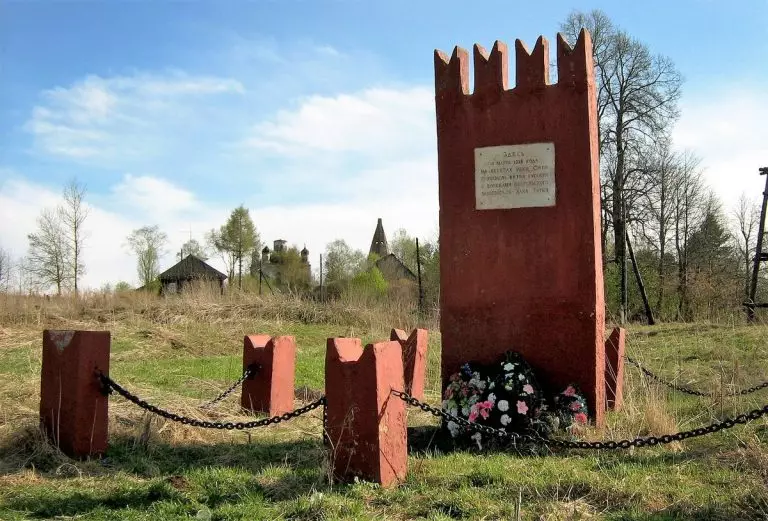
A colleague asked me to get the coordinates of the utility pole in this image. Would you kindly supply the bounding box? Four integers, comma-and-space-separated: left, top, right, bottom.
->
319, 253, 324, 302
626, 230, 655, 325
746, 166, 768, 322
416, 238, 424, 318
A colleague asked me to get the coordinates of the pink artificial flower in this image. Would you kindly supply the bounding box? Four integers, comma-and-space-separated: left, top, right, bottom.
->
444, 388, 453, 399
523, 384, 534, 394
469, 409, 478, 422
574, 412, 588, 424
516, 400, 529, 415
570, 401, 582, 412
563, 386, 576, 397
478, 400, 493, 419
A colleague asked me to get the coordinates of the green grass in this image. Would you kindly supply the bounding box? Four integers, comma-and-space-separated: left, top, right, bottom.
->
3, 307, 768, 520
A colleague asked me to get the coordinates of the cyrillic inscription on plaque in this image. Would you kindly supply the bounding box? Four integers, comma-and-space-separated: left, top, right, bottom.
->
474, 143, 556, 210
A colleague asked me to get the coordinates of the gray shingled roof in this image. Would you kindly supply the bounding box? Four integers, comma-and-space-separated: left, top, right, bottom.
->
158, 255, 227, 282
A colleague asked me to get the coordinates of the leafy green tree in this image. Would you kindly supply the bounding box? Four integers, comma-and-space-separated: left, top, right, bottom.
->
348, 265, 388, 299
210, 205, 260, 290
126, 225, 168, 288
390, 228, 418, 272
274, 246, 312, 292
114, 281, 134, 293
323, 239, 365, 295
176, 239, 209, 261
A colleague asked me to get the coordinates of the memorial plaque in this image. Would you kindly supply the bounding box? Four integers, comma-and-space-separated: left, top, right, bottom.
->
474, 143, 556, 210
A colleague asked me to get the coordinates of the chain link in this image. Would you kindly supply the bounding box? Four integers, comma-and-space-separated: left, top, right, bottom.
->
391, 389, 768, 450
98, 372, 325, 430
198, 364, 259, 409
625, 356, 768, 397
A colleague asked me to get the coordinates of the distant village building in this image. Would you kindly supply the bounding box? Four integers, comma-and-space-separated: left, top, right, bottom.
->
157, 254, 227, 295
369, 218, 417, 284
251, 239, 312, 288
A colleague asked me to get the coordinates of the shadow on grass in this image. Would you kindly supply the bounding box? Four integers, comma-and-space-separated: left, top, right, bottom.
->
1, 433, 335, 519
407, 425, 708, 467
0, 426, 326, 478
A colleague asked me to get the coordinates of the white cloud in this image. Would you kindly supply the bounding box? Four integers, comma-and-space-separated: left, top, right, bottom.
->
25, 71, 245, 162
111, 174, 198, 217
242, 87, 435, 157
673, 85, 768, 209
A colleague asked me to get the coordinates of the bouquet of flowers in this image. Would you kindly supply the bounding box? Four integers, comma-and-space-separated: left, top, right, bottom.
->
441, 351, 546, 448
553, 383, 589, 432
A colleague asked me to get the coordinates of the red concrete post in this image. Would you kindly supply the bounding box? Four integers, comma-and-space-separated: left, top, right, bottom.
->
39, 330, 110, 458
605, 327, 626, 411
241, 335, 296, 416
325, 338, 407, 487
435, 31, 608, 425
390, 328, 429, 400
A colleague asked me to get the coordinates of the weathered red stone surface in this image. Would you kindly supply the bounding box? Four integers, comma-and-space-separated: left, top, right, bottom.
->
605, 327, 626, 410
40, 330, 110, 458
241, 335, 296, 416
390, 328, 429, 400
325, 338, 407, 487
435, 31, 608, 425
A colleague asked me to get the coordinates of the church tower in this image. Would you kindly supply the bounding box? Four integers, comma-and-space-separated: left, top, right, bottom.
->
369, 218, 389, 258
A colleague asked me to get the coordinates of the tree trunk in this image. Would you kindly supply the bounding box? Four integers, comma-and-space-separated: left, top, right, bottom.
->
613, 122, 627, 324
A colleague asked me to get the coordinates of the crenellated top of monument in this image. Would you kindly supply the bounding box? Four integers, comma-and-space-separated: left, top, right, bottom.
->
434, 29, 594, 96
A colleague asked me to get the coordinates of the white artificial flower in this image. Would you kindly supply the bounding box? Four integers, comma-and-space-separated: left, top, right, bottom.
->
476, 380, 487, 390
448, 406, 458, 417
498, 400, 509, 412
505, 384, 513, 391
468, 395, 479, 405
471, 432, 483, 450
518, 374, 525, 381
503, 363, 514, 371
447, 421, 459, 437
489, 382, 495, 390
488, 393, 496, 404
500, 414, 511, 426
461, 406, 470, 416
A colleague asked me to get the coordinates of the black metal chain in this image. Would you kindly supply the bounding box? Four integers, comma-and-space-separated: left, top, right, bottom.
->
391, 389, 768, 450
625, 356, 768, 397
198, 364, 259, 409
98, 372, 325, 430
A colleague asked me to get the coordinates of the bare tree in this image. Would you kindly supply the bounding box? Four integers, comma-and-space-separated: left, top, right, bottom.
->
0, 246, 11, 292
561, 10, 683, 323
27, 209, 71, 295
59, 179, 89, 296
127, 225, 168, 288
639, 140, 680, 312
732, 193, 761, 300
672, 151, 705, 321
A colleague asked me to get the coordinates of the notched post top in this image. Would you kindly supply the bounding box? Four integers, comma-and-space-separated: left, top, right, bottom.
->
473, 41, 509, 94
433, 29, 593, 97
515, 36, 549, 92
556, 29, 593, 87
434, 47, 469, 96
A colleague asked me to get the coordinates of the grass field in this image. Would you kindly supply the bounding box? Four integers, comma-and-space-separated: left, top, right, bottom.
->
2, 294, 768, 520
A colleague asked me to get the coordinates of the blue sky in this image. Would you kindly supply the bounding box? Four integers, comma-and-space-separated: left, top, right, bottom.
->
1, 0, 767, 289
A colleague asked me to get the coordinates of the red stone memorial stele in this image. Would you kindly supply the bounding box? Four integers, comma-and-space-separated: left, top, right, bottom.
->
325, 338, 407, 487
435, 30, 624, 426
241, 335, 296, 416
40, 330, 110, 458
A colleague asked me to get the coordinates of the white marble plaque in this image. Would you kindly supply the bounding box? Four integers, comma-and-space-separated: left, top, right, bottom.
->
474, 143, 556, 210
